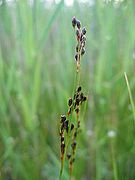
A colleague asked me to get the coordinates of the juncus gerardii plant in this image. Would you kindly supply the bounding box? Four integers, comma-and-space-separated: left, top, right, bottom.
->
59, 17, 87, 180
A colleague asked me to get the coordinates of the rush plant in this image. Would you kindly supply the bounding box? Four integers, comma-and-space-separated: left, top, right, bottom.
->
59, 17, 87, 180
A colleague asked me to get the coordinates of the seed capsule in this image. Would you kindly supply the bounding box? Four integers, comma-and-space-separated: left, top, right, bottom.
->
68, 98, 73, 106
75, 94, 79, 99
70, 123, 74, 131
61, 137, 64, 143
76, 45, 79, 52
71, 141, 77, 150
77, 86, 82, 92
82, 35, 86, 42
82, 27, 86, 35
75, 108, 79, 114
67, 154, 71, 159
76, 29, 79, 36
61, 115, 66, 123
64, 120, 69, 133
72, 16, 76, 28
76, 20, 81, 29
83, 96, 87, 102
76, 98, 80, 106
61, 143, 65, 154
81, 48, 85, 55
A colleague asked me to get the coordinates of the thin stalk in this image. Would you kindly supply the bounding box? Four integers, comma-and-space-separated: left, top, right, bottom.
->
110, 140, 118, 180
59, 158, 64, 180
124, 72, 135, 124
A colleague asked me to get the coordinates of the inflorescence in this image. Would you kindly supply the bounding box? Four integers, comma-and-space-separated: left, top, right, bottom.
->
59, 86, 87, 177
72, 16, 87, 72
59, 17, 87, 180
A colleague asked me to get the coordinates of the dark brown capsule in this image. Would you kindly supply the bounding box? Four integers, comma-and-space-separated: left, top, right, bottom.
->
83, 96, 87, 102
61, 123, 64, 131
76, 29, 80, 36
76, 93, 79, 99
61, 115, 66, 123
81, 48, 85, 55
76, 20, 81, 29
76, 98, 80, 106
61, 137, 64, 143
77, 86, 82, 92
71, 141, 77, 150
70, 123, 74, 131
82, 27, 86, 35
61, 143, 65, 154
64, 120, 69, 133
82, 35, 86, 42
67, 153, 71, 160
68, 98, 73, 106
75, 108, 79, 114
72, 16, 76, 28
76, 45, 79, 52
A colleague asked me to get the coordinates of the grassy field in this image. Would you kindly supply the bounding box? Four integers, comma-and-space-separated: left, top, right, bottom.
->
0, 0, 135, 179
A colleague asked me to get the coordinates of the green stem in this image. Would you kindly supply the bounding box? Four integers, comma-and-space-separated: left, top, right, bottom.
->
59, 159, 64, 180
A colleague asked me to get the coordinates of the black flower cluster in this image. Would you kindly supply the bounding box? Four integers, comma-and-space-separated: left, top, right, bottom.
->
72, 16, 87, 72
68, 86, 87, 116
59, 86, 87, 172
59, 17, 88, 179
60, 114, 75, 161
60, 115, 67, 160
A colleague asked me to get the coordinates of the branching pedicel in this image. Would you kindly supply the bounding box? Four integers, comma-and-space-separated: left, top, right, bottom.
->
59, 17, 87, 180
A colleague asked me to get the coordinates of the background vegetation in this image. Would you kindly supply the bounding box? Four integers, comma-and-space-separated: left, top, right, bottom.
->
0, 0, 135, 179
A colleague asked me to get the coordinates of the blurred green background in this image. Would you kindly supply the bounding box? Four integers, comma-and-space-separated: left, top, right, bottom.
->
0, 0, 135, 179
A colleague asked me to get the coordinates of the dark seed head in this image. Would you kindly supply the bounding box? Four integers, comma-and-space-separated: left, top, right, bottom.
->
82, 35, 86, 42
75, 108, 79, 114
71, 141, 77, 150
83, 96, 87, 102
68, 98, 73, 106
72, 16, 76, 28
61, 137, 64, 143
82, 27, 86, 35
81, 48, 85, 55
76, 45, 79, 52
76, 98, 80, 106
67, 154, 71, 160
77, 86, 82, 92
61, 115, 66, 123
61, 143, 65, 154
70, 123, 74, 131
64, 120, 69, 133
76, 20, 81, 29
76, 29, 79, 36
